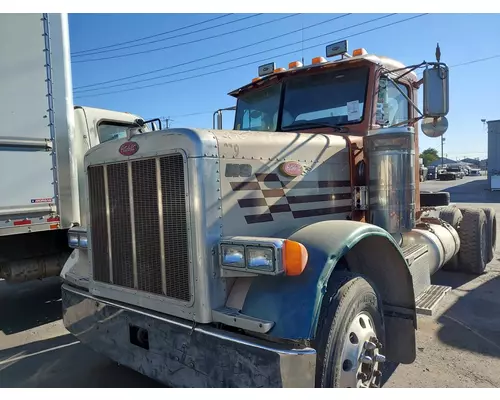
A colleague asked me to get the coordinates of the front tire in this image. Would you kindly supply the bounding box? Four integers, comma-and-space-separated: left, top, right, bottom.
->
314, 272, 386, 388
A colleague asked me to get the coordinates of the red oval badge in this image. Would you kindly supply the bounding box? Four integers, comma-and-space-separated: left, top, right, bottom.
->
280, 161, 303, 177
119, 141, 139, 156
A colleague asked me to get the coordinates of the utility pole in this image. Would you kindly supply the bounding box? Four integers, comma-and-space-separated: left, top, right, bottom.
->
441, 136, 445, 167
163, 116, 173, 129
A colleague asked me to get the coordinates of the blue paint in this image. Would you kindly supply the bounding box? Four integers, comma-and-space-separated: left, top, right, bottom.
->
241, 220, 402, 340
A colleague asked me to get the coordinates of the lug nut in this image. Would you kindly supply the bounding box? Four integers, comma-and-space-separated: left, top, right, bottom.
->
364, 341, 377, 350
357, 372, 368, 381
361, 355, 373, 365
374, 354, 386, 363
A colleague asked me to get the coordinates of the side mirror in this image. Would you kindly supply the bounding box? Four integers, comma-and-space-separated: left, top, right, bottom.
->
423, 65, 449, 117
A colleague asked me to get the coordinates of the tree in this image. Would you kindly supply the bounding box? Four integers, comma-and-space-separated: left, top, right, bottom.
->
420, 147, 440, 166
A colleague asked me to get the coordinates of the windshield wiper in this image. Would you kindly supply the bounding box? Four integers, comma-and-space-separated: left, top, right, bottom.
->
281, 122, 349, 133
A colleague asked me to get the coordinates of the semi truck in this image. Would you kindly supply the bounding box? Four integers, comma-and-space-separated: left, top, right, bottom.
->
60, 41, 496, 388
0, 13, 154, 284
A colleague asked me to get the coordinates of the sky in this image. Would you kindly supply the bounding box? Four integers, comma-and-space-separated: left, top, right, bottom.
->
68, 13, 500, 161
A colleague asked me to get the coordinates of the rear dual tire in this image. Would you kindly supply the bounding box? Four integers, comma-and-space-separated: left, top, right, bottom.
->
441, 207, 495, 274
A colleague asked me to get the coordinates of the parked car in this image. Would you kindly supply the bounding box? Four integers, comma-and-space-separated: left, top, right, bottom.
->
427, 166, 438, 180
440, 165, 464, 180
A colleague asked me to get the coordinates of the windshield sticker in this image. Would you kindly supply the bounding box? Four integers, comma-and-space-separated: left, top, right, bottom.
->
31, 198, 53, 204
376, 102, 390, 125
347, 100, 361, 121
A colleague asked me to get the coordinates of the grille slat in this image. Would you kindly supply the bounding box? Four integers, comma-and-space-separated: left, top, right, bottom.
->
161, 156, 190, 302
132, 159, 163, 295
88, 153, 191, 303
88, 166, 109, 283
107, 163, 134, 289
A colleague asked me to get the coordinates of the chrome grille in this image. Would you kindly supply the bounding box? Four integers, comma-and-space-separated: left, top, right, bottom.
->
88, 153, 191, 302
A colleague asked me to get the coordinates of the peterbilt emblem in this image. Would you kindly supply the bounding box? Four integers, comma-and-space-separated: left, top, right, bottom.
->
119, 141, 139, 156
279, 161, 303, 177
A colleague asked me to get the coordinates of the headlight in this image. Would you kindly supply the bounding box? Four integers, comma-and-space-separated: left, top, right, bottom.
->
219, 237, 308, 276
68, 231, 79, 248
221, 244, 245, 268
247, 247, 274, 272
68, 228, 88, 249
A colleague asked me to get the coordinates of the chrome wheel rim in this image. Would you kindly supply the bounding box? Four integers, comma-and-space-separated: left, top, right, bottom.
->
338, 311, 385, 388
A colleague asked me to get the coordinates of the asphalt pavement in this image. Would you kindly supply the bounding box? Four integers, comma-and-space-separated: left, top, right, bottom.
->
1, 175, 499, 388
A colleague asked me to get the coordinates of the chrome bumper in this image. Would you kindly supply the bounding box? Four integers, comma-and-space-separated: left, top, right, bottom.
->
61, 284, 316, 388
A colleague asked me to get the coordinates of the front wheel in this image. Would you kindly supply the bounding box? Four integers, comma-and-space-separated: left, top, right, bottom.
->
314, 272, 386, 388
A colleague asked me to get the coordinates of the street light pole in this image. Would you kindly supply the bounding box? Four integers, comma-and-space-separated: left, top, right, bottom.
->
441, 136, 445, 167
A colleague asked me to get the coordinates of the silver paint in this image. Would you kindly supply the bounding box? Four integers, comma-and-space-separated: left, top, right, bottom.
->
62, 283, 316, 388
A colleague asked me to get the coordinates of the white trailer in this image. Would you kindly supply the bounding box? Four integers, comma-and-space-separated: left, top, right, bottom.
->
0, 13, 154, 283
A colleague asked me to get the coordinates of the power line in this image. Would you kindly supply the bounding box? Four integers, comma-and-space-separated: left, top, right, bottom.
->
74, 13, 353, 92
71, 13, 234, 55
155, 52, 500, 128
450, 54, 500, 68
75, 13, 416, 99
75, 14, 424, 99
414, 53, 500, 79
170, 110, 218, 119
72, 14, 300, 63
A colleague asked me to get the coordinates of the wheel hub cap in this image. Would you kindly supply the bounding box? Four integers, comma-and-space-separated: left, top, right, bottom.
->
338, 312, 385, 388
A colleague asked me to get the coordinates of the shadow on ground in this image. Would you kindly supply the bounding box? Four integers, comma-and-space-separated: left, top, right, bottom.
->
382, 269, 500, 387
0, 333, 163, 387
0, 278, 63, 335
432, 268, 480, 289
436, 272, 500, 359
439, 179, 500, 203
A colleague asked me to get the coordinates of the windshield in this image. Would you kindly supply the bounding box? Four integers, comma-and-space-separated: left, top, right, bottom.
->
98, 123, 132, 143
281, 67, 369, 129
97, 122, 149, 143
234, 84, 281, 131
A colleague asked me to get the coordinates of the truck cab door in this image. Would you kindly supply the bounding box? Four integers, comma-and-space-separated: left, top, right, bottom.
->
73, 106, 144, 226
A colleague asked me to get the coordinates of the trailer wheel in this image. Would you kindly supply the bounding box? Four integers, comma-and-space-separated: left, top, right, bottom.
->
439, 206, 463, 271
420, 191, 450, 207
481, 207, 496, 263
456, 208, 488, 274
314, 271, 386, 388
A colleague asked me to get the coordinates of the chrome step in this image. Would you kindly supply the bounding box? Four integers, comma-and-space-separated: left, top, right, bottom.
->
402, 243, 428, 266
415, 284, 451, 316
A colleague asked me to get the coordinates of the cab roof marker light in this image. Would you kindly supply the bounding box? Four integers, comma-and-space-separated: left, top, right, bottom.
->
273, 67, 286, 73
252, 77, 261, 83
353, 48, 368, 57
288, 61, 303, 69
258, 62, 276, 77
312, 56, 327, 65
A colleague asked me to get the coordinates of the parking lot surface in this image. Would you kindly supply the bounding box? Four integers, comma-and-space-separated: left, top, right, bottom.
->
1, 176, 499, 388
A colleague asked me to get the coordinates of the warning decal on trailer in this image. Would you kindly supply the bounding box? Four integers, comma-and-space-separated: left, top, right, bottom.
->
31, 198, 53, 204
